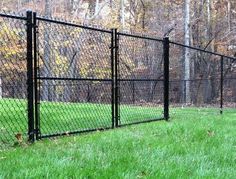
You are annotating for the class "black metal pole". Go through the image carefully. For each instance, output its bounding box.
[26,11,35,142]
[87,83,90,102]
[33,12,39,140]
[220,56,224,114]
[114,29,119,127]
[33,12,40,140]
[163,37,169,120]
[111,29,115,128]
[132,81,135,104]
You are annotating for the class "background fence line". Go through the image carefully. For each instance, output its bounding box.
[0,11,235,147]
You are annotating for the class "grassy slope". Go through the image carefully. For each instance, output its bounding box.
[0,110,235,178]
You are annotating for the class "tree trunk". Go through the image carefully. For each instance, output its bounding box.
[227,0,231,31]
[120,0,125,30]
[204,0,214,103]
[95,0,100,15]
[42,0,53,101]
[184,0,191,104]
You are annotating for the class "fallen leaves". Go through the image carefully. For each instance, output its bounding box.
[15,133,23,143]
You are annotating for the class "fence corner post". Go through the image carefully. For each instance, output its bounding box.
[163,37,170,120]
[26,11,35,142]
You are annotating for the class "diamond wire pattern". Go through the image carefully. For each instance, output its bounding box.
[1,13,235,144]
[118,34,164,125]
[37,20,112,136]
[169,43,226,116]
[0,15,27,147]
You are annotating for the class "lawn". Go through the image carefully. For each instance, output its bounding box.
[0,98,164,146]
[0,99,235,178]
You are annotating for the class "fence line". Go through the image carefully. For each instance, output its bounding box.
[0,11,235,146]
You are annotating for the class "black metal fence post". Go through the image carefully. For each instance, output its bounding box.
[111,29,115,128]
[33,12,40,140]
[163,37,170,120]
[132,81,135,104]
[220,56,224,114]
[26,11,35,142]
[114,29,120,127]
[87,83,91,102]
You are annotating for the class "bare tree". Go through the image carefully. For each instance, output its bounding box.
[184,0,191,104]
[120,0,125,30]
[42,0,53,101]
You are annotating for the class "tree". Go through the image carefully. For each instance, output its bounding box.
[1,0,235,105]
[42,0,53,101]
[184,0,191,104]
[120,0,125,30]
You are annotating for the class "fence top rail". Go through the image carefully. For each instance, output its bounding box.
[118,32,163,42]
[36,16,112,34]
[0,12,27,20]
[170,40,236,61]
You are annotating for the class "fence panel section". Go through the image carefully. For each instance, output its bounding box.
[36,18,113,138]
[118,34,164,125]
[1,12,235,146]
[169,42,228,116]
[223,57,236,112]
[0,14,28,147]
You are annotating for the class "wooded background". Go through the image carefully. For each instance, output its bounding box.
[0,0,236,106]
[1,0,236,53]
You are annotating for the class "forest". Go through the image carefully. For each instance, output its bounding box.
[0,0,236,106]
[1,0,236,49]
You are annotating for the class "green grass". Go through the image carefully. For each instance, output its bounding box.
[0,98,164,146]
[0,99,236,178]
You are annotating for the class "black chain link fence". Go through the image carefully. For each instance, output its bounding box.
[0,14,28,148]
[118,33,164,125]
[169,42,236,117]
[36,18,113,138]
[224,57,236,110]
[0,11,235,148]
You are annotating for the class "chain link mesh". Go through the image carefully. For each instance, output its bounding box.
[223,57,236,112]
[37,19,112,137]
[0,12,235,147]
[118,34,164,125]
[169,43,236,116]
[0,14,27,147]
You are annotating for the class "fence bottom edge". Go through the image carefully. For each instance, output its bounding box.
[38,117,165,139]
[118,117,165,127]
